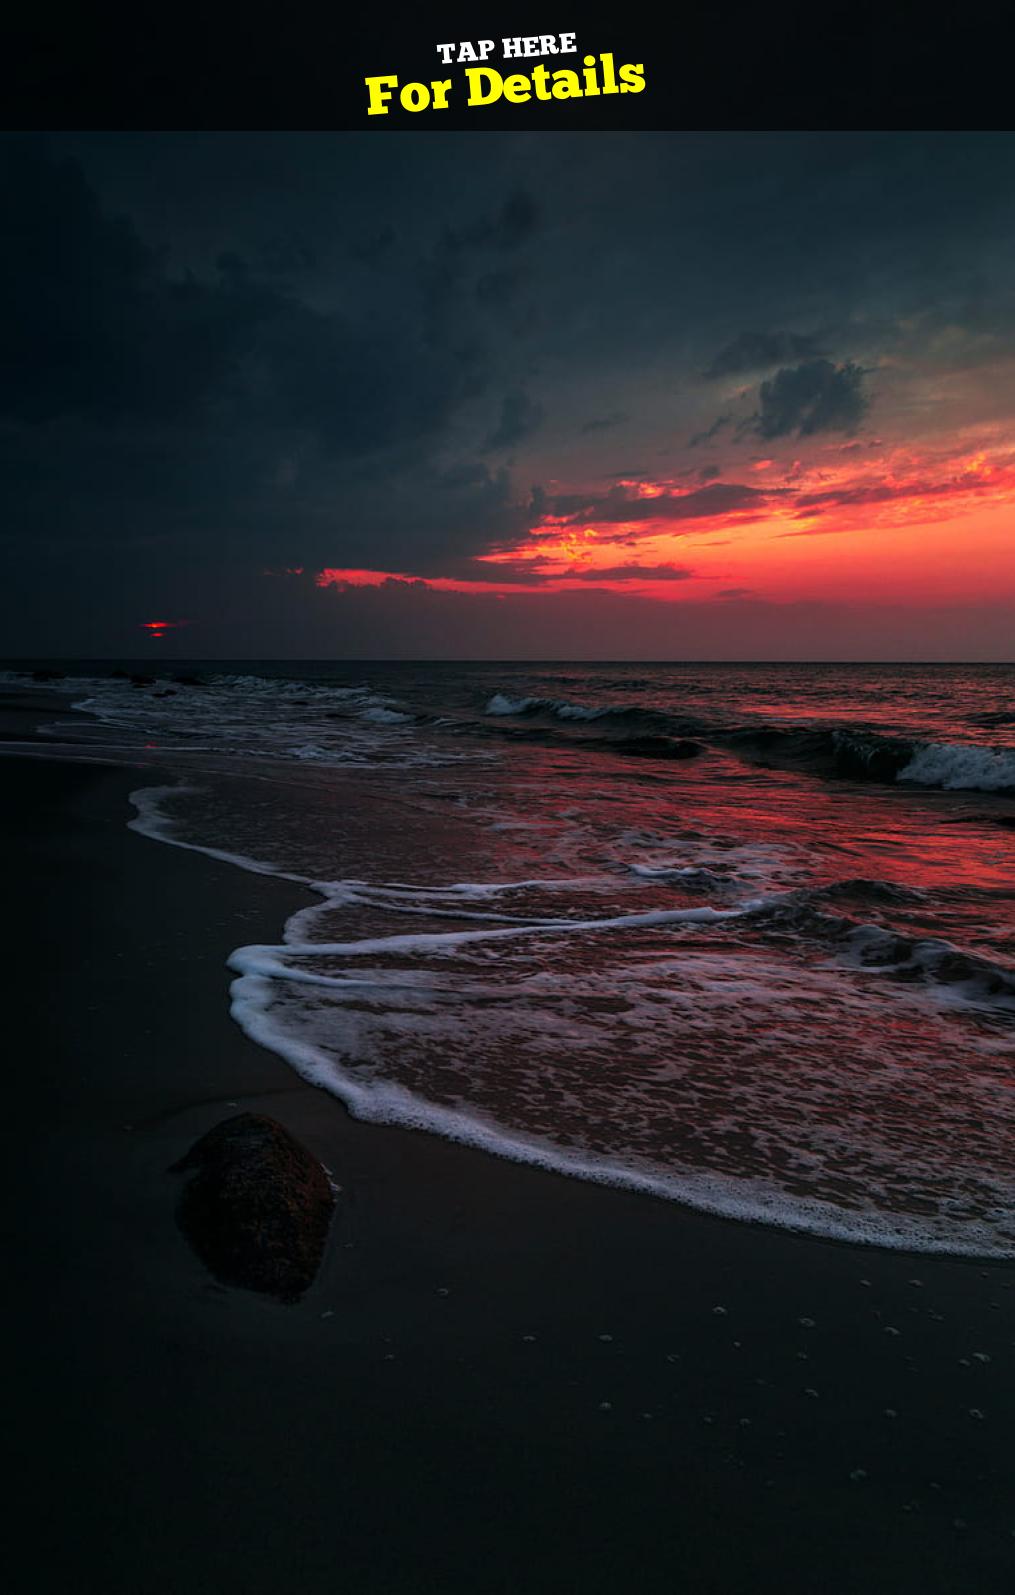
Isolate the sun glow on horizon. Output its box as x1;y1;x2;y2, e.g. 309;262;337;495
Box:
312;439;1015;608
140;619;190;639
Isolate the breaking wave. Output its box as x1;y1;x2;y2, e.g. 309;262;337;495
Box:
483;690;1015;792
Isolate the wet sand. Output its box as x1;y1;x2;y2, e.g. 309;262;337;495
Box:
3;745;1014;1593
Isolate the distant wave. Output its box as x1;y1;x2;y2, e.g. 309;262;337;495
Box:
485;692;666;725
728;725;1015;793
483;691;1015;793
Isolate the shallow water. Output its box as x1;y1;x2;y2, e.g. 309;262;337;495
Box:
5;659;1014;1254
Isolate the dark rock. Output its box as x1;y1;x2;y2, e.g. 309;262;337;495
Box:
30;668;65;682
129;673;155;687
170;1114;334;1302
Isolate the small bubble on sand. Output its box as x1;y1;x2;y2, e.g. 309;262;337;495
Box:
798;1317;816;1328
969;1408;985;1419
522;1334;536;1342
712;1306;728;1316
884;1326;901;1336
319;1310;334;1319
884;1408;898;1418
598;1333;614;1342
436;1287;450;1297
598;1401;613;1411
908;1279;924;1288
973;1352;991;1363
849;1468;868;1482
738;1417;751;1427
804;1388;819;1399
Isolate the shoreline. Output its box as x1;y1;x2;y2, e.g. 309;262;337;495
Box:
4;736;1014;1590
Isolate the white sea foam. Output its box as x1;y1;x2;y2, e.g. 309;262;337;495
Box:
116;758;1015;1261
485;692;537;715
554;702;609;720
231;901;747;969
485;692;611;721
361;705;412;724
127;785;319;888
231;967;1000;1256
41;671;472;771
900;741;1015;792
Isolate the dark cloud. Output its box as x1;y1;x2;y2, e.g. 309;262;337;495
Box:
753;359;869;439
348;225;395;264
571;564;695;581
0;141;274;425
580;411;629;434
475;268;523;307
541;481;778;525
4;130;1015;655
485;390;544;451
790;461;1000;519
0;137;550;600
688;414;732;448
794;482;918;511
420;190;541;343
0;139;481;459
442;189;540;255
438;459;495;489
705;330;825;378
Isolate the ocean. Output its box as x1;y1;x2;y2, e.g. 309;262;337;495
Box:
6;659;1015;1258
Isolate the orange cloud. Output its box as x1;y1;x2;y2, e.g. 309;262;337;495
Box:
311;439;1015;610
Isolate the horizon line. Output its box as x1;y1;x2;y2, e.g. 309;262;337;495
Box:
3;656;1014;668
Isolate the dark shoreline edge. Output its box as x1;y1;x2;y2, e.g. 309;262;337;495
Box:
3;734;1014;1591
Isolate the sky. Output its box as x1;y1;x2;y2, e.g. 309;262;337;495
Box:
3;130;1015;660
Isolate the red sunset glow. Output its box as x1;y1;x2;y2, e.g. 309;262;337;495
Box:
315;440;1015;609
9;132;1015;661
141;620;190;639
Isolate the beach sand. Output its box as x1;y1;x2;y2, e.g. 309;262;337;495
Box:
3;741;1013;1593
